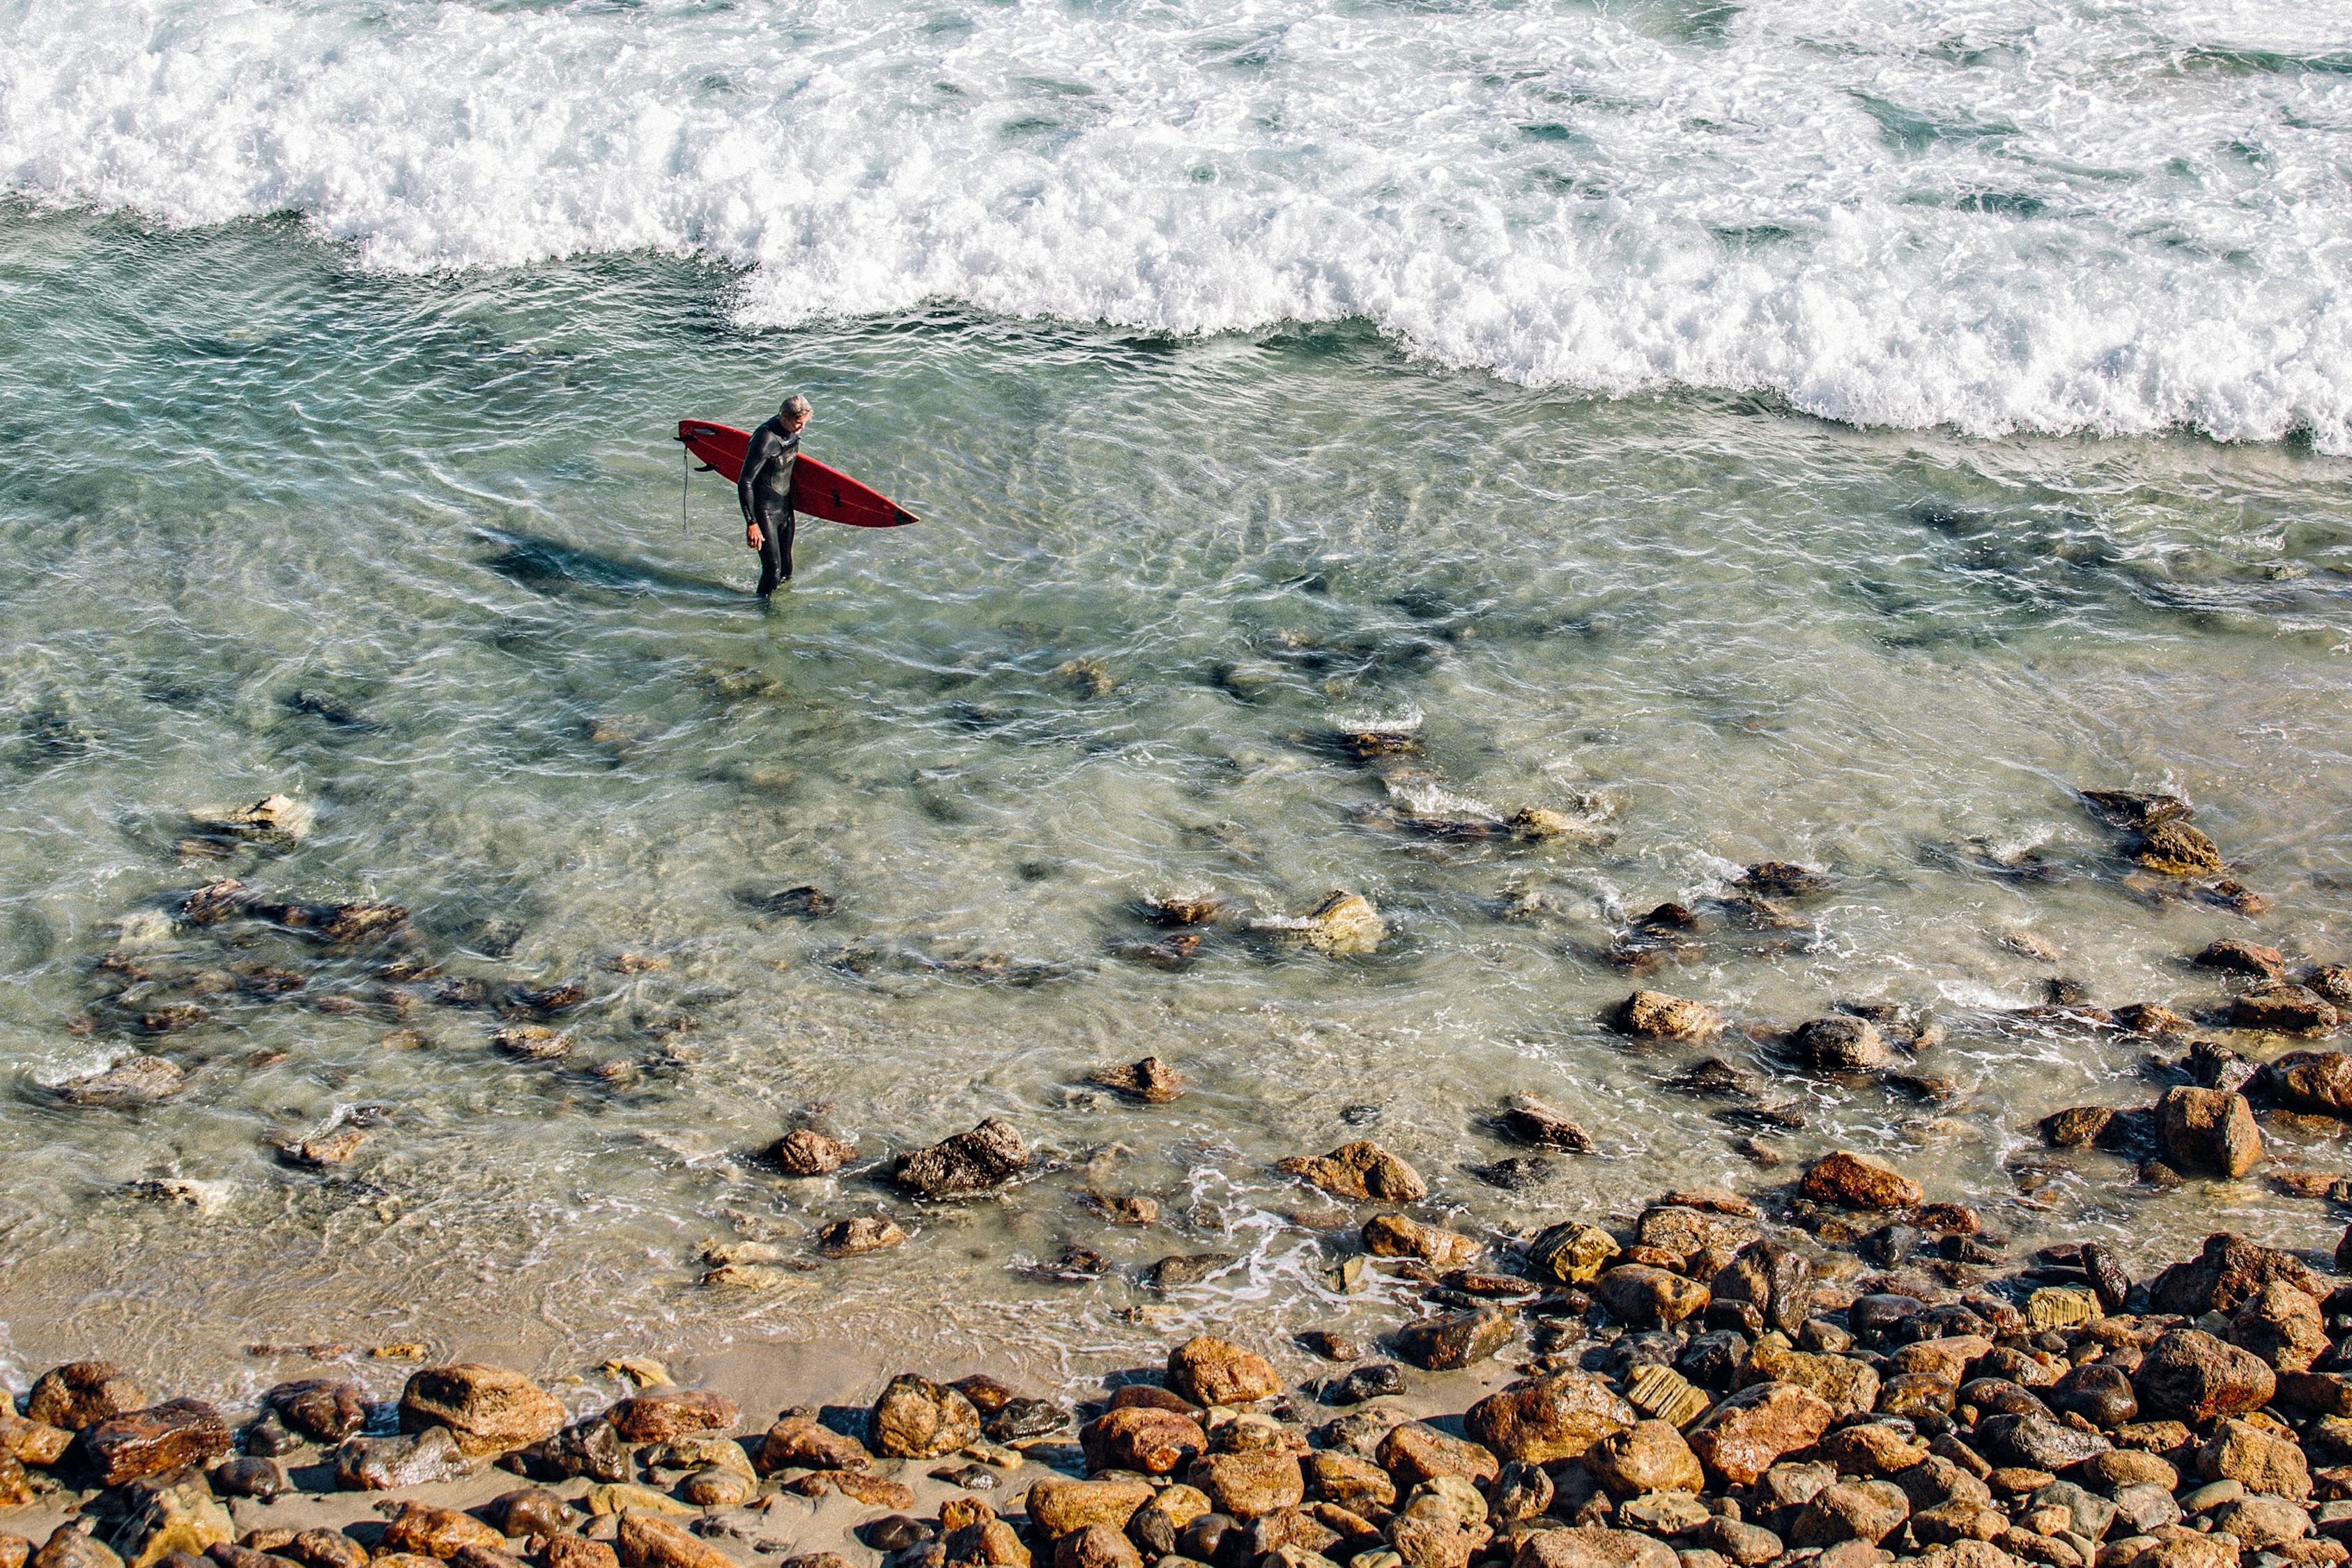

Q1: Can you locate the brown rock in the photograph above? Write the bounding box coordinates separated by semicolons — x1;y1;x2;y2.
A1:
1277;1142;1428;1203
2136;822;2223;877
606;1392;735;1444
2148;1233;2322;1316
399;1366;564;1457
1512;1527;1676;1568
1499;1098;1594;1153
1185;1453;1303;1519
2135;1330;2277;1423
1393;1309;1516;1371
544;1539;617;1568
1363;1213;1477;1268
893;1119;1029;1198
869;1375;981;1458
1615;992;1722;1041
265;1381;366;1443
378;1507;503;1561
1711;1240;1814;1338
1686;1382;1836;1488
0;1415;71;1467
1377;1423;1500;1488
1636;1205;1760;1256
1790;1481;1911;1546
1305;1452;1396;1508
330;1428;468;1490
819;1216;907;1256
1024;1478;1155;1536
82;1400;232;1487
1080;1408;1204;1476
1594;1266;1708;1330
2210;1498;2311;1551
1466;1372;1635;1464
1741;1337;1882;1420
771;1128;851;1176
2197;941;2286;979
282;1532;364;1568
98;1475;232;1568
2263;1052;2352;1115
26;1364;143;1431
2040;1107;2116;1148
1792;1017;1890;1073
486;1488;571;1539
2155;1088;2262;1178
1526;1223;1620;1284
1585;1420;1703;1498
31;1529;118;1568
1799;1152;1921;1210
613;1514;732;1568
1089;1058;1187;1104
1051;1527;1139;1568
2233;985;2340;1036
2198;1418;2311;1499
755;1415;869;1473
1167;1335;1282;1406
2235;1280;2330;1372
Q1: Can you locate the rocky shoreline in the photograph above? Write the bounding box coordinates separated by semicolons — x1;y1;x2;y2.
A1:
6;1176;2352;1568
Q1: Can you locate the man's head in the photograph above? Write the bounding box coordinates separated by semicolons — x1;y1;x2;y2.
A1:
781;393;813;433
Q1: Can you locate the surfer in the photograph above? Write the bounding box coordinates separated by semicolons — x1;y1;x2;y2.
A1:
739;394;811;597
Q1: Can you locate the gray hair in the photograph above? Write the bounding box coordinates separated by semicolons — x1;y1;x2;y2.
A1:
781;394;813;420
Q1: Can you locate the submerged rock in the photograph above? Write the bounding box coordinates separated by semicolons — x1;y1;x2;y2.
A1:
1143;893;1226;926
772;1128;853;1175
893;1119;1029;1198
1790;1017;1889;1073
187;794;314;847
820;1217;907;1256
2135;822;2224;877
1497;1096;1594;1153
1615;991;1722;1041
1089;1056;1187;1103
53;1057;185;1107
2196;939;2285;979
1278;1140;1428;1202
1738;863;1834;898
2230;982;2340;1036
1271;893;1387;955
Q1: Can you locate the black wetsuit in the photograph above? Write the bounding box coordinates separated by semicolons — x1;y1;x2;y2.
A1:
737;415;801;597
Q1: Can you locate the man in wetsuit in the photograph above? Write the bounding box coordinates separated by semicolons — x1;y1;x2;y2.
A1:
739;393;810;597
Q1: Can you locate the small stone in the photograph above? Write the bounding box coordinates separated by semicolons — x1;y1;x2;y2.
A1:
1168;1335;1282;1406
53;1058;186;1107
1278;1142;1428;1202
380;1505;506;1560
606;1391;736;1444
772;1129;852;1175
1376;1422;1500;1488
870;1376;982;1459
615;1512;736;1568
2198;1419;2312;1500
1089;1058;1187;1103
1799;1152;1923;1210
755;1415;870;1473
1024;1478;1155;1536
1597;1268;1709;1330
1285;893;1386;955
1616;992;1723;1041
1363;1213;1478;1268
893;1120;1029;1199
1527;1223;1621;1284
820;1217;908;1256
1394;1310;1516;1371
1298;1330;1363;1363
1148;1254;1238;1290
1792;1018;1889;1073
1624;1367;1709;1428
1184;1453;1304;1520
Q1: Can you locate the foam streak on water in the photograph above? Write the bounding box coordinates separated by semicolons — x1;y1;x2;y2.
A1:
3;0;2351;449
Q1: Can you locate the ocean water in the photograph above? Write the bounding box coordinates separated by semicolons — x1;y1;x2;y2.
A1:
1;0;2351;1404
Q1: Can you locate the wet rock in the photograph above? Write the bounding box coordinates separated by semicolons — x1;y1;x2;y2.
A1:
2050;1365;2137;1429
2198;941;2286;980
31;1526;120;1568
1282;893;1386;955
1082;1408;1206;1475
380;1505;505;1560
54;1058;186;1107
1167;1335;1282;1406
1089;1058;1187;1104
820;1216;907;1256
870;1376;982;1459
489;1487;573;1538
1740;863;1833;898
1326;1364;1406;1405
2135;823;2224;877
1975;1415;2109;1472
1686;1383;1836;1488
1790;1480;1910;1547
1026;1478;1155;1536
1298;1331;1364;1363
28;1363;144;1431
2082;792;2190;830
1052;1525;1138;1568
985;1399;1066;1442
771;1128;852;1176
275;1128;367;1168
2232;1279;2328;1374
1498;1097;1594;1153
2155;1087;2262;1177
2231;984;2341;1036
1278;1142;1427;1202
96;1475;233;1568
1465;1371;1634;1464
1792;1018;1889;1073
2134;1330;2277;1423
2197;1418;2310;1500
2038;1107;2114;1148
1526;1223;1620;1284
1148;1254;1238;1291
188;795;314;847
605;1391;733;1445
2259;1050;2352;1116
2147;1232;2322;1316
492;1025;571;1062
893;1119;1029;1198
1615;992;1722;1041
1597;1267;1709;1330
1364;1213;1477;1268
399;1365;564;1457
332;1427;468;1489
206;1458;282;1502
747;886;837;918
1394;1310;1516;1371
614;1512;735;1568
756;1415;870;1473
524;1418;630;1483
81;1400;231;1487
1799;1151;1922;1210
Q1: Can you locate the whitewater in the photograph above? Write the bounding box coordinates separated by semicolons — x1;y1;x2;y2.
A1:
3;0;2349;452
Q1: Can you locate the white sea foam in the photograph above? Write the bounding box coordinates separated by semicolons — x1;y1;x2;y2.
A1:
3;0;2349;450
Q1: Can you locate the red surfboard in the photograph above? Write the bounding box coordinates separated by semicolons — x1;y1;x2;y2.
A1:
676;420;918;528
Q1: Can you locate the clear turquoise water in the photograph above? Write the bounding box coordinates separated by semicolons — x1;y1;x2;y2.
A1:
2;201;2351;1400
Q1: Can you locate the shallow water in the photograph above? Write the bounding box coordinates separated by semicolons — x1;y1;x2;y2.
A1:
2;199;2351;1405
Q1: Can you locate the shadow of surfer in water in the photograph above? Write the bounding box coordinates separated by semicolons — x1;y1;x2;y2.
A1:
476;528;740;601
